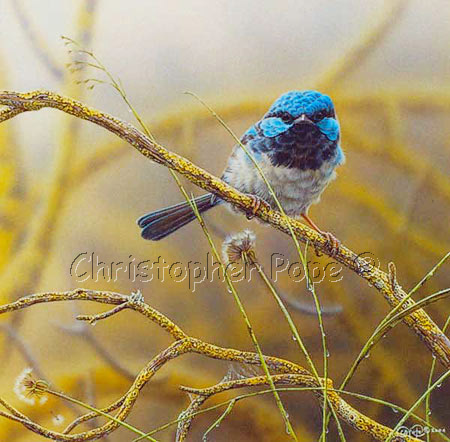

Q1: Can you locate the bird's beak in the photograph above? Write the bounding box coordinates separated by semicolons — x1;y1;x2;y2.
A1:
294;114;314;125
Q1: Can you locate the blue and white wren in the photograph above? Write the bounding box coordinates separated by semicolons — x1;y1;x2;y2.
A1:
137;90;345;247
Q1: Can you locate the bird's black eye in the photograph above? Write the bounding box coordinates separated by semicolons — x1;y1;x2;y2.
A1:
280;113;293;123
265;111;294;124
312;110;327;122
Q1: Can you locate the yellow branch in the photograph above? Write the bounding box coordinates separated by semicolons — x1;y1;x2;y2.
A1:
0;289;423;442
0;89;449;372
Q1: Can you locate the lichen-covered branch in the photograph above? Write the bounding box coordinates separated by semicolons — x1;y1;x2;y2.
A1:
0;89;449;370
177;375;423;442
0;289;422;441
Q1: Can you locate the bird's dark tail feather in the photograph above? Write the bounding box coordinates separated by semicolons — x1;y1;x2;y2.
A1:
137;193;220;241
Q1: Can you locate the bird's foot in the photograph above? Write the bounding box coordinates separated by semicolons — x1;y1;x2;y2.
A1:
245;195;270;219
321;231;340;257
301;213;340;257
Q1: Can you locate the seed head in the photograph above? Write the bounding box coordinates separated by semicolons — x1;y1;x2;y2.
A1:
222;230;257;265
13;368;49;405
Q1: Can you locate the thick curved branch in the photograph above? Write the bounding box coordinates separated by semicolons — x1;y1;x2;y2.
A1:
177;375;423;442
0;289;420;442
0;90;449;370
0;105;27;121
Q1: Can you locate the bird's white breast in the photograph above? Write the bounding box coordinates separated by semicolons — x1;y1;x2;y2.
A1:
223;149;337;217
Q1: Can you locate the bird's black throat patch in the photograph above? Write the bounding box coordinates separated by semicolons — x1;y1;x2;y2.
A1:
268;124;338;170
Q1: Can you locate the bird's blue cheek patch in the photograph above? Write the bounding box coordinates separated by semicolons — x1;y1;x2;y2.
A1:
244;125;257;137
259;117;292;138
317;117;340;141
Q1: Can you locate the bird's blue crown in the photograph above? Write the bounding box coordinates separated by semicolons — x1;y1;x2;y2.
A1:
267;90;334;119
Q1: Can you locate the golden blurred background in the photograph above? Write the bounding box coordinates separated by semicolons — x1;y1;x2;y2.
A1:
0;0;449;440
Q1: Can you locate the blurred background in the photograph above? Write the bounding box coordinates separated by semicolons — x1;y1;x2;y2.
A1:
0;0;449;440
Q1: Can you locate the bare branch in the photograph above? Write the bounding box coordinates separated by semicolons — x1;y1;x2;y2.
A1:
0;289;427;442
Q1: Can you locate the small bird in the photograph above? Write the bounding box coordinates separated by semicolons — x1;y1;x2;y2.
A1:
137;90;345;248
